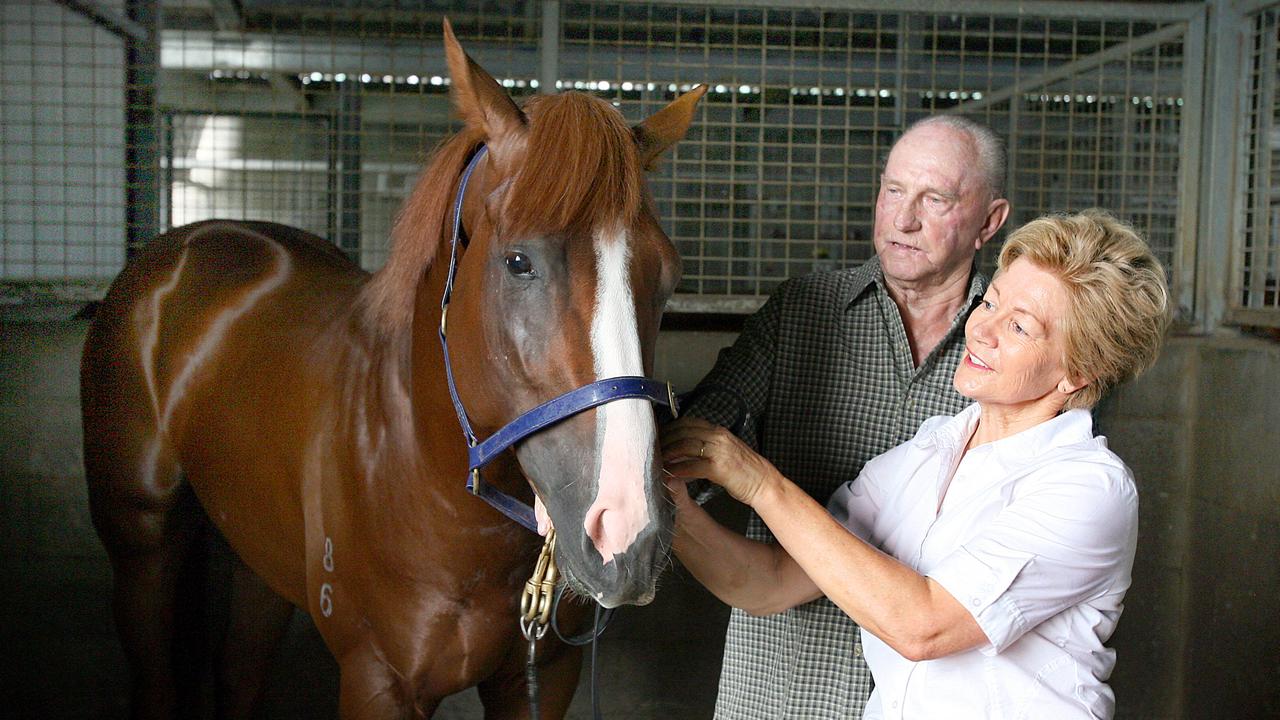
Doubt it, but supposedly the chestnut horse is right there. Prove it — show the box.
[81,23,706,719]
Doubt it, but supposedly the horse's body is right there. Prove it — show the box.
[81,25,705,719]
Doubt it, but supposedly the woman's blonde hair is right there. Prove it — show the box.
[997,209,1172,411]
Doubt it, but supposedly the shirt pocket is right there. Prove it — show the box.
[928,544,1035,653]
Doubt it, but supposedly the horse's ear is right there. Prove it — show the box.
[633,84,708,171]
[443,18,526,172]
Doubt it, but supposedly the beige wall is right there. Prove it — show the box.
[2,316,1277,718]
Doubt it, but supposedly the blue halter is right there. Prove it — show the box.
[438,145,678,533]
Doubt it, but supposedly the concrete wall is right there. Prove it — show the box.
[1181,339,1280,718]
[2,314,1278,718]
[1098,340,1199,720]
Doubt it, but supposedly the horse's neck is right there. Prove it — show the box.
[360,257,485,499]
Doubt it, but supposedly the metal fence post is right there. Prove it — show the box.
[125,0,160,256]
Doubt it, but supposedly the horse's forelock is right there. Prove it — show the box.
[504,94,643,241]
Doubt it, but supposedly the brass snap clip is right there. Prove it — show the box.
[519,528,557,641]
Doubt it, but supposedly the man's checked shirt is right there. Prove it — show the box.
[684,257,987,719]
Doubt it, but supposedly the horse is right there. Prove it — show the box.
[80,21,706,719]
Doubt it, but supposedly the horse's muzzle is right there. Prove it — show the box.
[564,508,672,608]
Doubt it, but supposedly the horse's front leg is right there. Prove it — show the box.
[336,640,428,719]
[476,639,583,720]
[215,554,295,720]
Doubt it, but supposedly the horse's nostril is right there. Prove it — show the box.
[583,505,612,563]
[583,502,649,567]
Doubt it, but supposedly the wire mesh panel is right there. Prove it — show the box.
[562,3,1194,310]
[1233,5,1280,326]
[0,0,1201,312]
[157,0,539,270]
[0,0,127,296]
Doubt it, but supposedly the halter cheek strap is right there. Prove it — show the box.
[438,144,678,533]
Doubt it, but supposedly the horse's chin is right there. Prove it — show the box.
[558,554,661,609]
[560,571,655,604]
[626,588,657,608]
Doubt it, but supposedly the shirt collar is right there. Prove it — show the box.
[836,255,884,309]
[916,403,1097,463]
[837,256,989,317]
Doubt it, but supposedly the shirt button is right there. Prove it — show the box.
[854,644,863,657]
[972,598,982,607]
[1057,638,1067,648]
[891,700,899,709]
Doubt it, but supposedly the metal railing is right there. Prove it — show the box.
[1229,3,1280,327]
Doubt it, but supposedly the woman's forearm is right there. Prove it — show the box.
[661,417,984,659]
[750,479,984,661]
[671,496,820,616]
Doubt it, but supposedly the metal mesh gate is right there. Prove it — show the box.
[564,3,1199,311]
[155,1,538,271]
[1233,4,1280,325]
[0,0,1207,318]
[0,0,127,300]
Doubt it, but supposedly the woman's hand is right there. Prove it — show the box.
[660,417,783,507]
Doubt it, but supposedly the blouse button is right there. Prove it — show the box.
[971,598,981,607]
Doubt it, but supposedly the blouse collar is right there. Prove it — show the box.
[916,403,1097,465]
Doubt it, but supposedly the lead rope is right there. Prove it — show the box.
[551,582,613,720]
[519,528,612,720]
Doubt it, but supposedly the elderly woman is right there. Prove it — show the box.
[663,210,1170,719]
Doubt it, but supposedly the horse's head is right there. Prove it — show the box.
[435,22,704,607]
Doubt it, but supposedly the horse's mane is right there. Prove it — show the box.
[360,92,644,335]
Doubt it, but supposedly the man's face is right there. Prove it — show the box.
[873,124,999,288]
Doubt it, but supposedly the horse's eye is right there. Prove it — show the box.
[504,251,534,277]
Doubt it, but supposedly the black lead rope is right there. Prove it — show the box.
[525,585,615,720]
[550,584,614,720]
[551,582,616,646]
[556,587,614,719]
[526,635,542,720]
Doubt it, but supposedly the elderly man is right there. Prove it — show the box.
[680,115,1011,719]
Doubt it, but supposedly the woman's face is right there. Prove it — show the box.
[954,257,1079,414]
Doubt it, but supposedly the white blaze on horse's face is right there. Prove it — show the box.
[583,225,653,566]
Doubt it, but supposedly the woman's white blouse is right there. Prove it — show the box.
[826,404,1138,720]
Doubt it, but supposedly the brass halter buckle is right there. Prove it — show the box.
[519,528,557,641]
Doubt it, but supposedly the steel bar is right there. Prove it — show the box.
[51,0,151,44]
[948,22,1190,115]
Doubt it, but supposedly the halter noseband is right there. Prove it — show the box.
[438,144,678,533]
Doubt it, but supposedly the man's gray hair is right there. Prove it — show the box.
[896,115,1007,201]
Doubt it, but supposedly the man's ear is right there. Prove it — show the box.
[974,197,1011,250]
